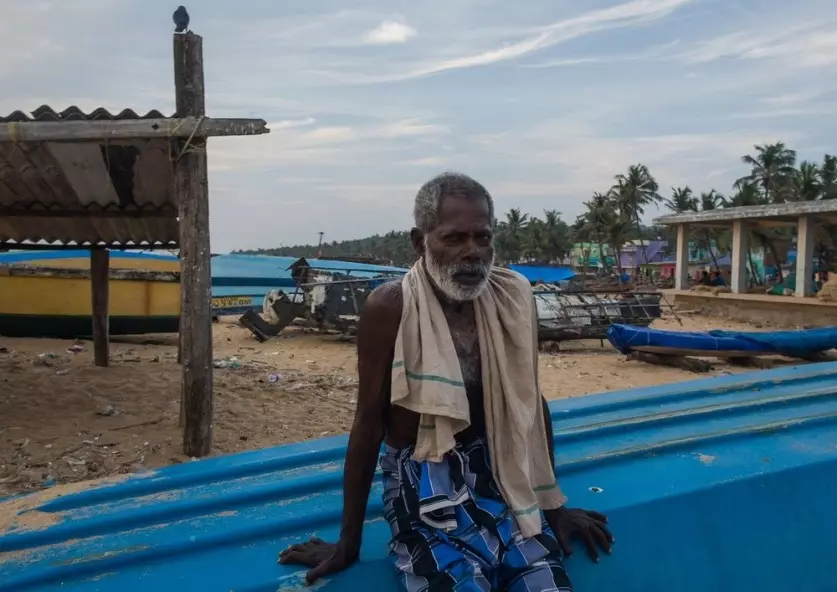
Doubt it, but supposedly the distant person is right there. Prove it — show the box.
[699,270,711,286]
[710,270,726,287]
[279,172,611,590]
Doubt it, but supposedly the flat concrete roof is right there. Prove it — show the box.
[653,200,837,227]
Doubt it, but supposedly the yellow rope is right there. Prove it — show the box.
[175,115,206,161]
[6,122,20,143]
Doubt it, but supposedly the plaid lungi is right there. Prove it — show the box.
[381,437,572,592]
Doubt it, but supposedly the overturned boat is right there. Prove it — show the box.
[3,363,836,590]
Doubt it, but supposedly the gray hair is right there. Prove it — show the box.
[413,172,495,233]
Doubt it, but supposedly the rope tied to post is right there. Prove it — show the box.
[170,115,206,162]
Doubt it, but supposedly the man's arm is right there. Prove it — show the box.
[279,281,403,582]
[338,282,402,554]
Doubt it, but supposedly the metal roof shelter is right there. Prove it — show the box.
[652,201,837,298]
[0,14,269,457]
[653,201,837,228]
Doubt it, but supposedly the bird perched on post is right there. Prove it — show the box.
[173,5,190,33]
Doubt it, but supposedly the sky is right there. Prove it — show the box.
[2,0,837,252]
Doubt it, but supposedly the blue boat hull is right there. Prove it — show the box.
[3,363,837,591]
[608,323,837,358]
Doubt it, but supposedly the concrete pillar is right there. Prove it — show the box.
[675,223,689,291]
[731,220,748,294]
[796,215,815,297]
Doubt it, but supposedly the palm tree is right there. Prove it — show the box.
[820,154,837,200]
[521,217,546,262]
[540,210,572,263]
[495,209,530,263]
[738,142,797,203]
[727,181,765,207]
[664,186,698,213]
[792,161,822,202]
[611,164,661,268]
[696,190,725,271]
[580,193,615,273]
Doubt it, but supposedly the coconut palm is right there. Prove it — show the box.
[738,142,797,203]
[610,164,661,267]
[820,154,837,200]
[495,208,529,263]
[792,161,822,202]
[664,186,698,213]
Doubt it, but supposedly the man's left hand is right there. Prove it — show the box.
[544,507,613,563]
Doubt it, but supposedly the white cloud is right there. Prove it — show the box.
[403,157,446,166]
[268,117,317,130]
[522,41,680,68]
[363,21,416,44]
[388,0,693,80]
[680,23,837,67]
[207,117,449,172]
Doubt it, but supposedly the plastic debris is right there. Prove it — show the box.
[213,357,242,369]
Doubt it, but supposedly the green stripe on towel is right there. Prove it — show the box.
[392,360,466,388]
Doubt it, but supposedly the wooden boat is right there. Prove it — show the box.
[2,363,836,590]
[0,251,180,338]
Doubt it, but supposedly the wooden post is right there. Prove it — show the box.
[674,224,689,291]
[731,220,748,294]
[90,249,110,367]
[174,30,214,457]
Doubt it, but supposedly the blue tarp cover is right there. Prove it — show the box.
[607,323,837,358]
[509,264,576,283]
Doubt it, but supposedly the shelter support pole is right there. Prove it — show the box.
[731,220,748,294]
[796,215,815,297]
[174,31,214,457]
[90,248,110,367]
[675,223,689,290]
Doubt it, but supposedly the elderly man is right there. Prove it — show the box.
[280,173,612,591]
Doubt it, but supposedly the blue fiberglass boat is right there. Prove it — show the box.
[2,363,837,591]
[608,323,837,359]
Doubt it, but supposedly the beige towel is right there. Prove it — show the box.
[391,263,567,537]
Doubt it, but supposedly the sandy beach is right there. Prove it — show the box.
[0,313,787,497]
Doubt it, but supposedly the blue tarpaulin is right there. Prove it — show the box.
[607,323,837,359]
[509,264,576,283]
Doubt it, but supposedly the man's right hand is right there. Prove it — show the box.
[278,537,358,584]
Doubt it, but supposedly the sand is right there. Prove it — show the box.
[0,313,775,497]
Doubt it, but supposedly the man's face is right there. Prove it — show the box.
[413,194,495,301]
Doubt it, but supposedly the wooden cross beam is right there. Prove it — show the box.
[0,117,269,143]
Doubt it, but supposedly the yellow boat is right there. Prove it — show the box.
[0,250,180,338]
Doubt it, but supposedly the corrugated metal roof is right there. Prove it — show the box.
[0,249,178,264]
[509,264,576,283]
[293,256,409,278]
[210,254,299,285]
[2,363,837,589]
[0,105,169,123]
[0,107,181,247]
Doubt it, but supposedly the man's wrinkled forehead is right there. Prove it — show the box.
[434,193,492,230]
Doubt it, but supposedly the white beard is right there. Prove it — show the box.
[424,239,494,302]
